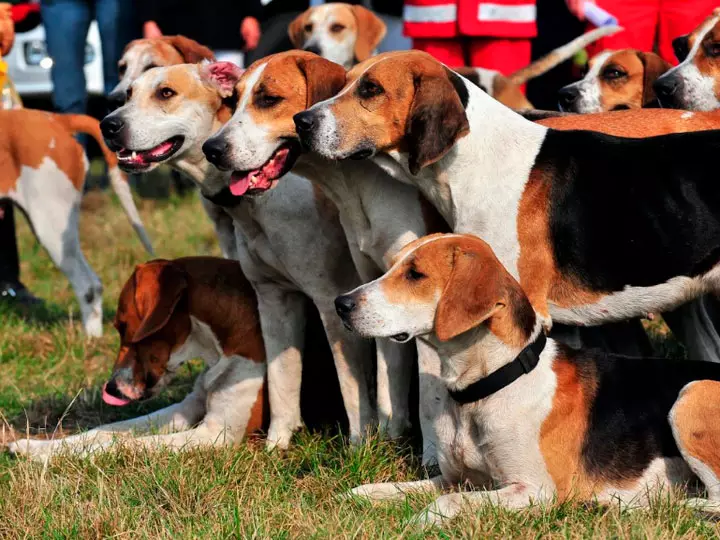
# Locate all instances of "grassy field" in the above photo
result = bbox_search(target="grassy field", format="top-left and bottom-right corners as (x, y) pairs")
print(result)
(1, 180), (719, 538)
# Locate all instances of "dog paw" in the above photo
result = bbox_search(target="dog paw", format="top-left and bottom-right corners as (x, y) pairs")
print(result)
(83, 316), (103, 338)
(411, 494), (463, 528)
(7, 438), (53, 461)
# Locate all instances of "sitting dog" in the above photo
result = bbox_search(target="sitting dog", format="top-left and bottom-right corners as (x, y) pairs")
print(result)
(558, 49), (670, 112)
(337, 233), (720, 526)
(9, 257), (266, 460)
(0, 109), (152, 336)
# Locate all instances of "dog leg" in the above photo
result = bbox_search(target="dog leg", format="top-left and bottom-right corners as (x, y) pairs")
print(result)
(345, 475), (447, 502)
(318, 303), (375, 445)
(375, 338), (413, 439)
(200, 196), (237, 260)
(255, 287), (305, 450)
(417, 339), (443, 467)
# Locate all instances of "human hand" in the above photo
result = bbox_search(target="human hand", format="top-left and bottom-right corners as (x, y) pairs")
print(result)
(241, 16), (261, 51)
(143, 20), (163, 39)
(566, 0), (593, 20)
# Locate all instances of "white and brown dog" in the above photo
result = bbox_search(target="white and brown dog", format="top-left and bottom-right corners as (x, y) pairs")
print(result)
(655, 8), (720, 111)
(0, 109), (152, 336)
(100, 62), (375, 450)
(9, 257), (266, 460)
(337, 233), (720, 526)
(558, 48), (671, 112)
(295, 50), (720, 332)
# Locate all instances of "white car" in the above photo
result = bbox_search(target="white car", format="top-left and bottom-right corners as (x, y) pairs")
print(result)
(6, 19), (104, 98)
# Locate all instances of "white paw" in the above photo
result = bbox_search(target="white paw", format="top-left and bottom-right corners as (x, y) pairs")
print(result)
(412, 494), (463, 528)
(83, 313), (103, 338)
(265, 425), (295, 451)
(8, 438), (53, 461)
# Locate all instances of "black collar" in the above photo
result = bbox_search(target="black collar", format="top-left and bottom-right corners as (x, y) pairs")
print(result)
(448, 333), (547, 404)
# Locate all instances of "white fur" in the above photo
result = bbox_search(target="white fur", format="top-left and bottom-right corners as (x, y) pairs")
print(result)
(560, 50), (612, 113)
(303, 5), (358, 69)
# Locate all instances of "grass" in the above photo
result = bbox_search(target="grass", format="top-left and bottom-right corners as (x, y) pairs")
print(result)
(1, 174), (719, 538)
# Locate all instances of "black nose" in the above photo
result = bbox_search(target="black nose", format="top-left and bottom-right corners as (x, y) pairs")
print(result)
(557, 86), (579, 110)
(303, 44), (321, 55)
(106, 91), (125, 111)
(334, 295), (356, 317)
(202, 138), (229, 167)
(294, 111), (315, 133)
(654, 77), (678, 99)
(104, 378), (125, 400)
(100, 116), (125, 138)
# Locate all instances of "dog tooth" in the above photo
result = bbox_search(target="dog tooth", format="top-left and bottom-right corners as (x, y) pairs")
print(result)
(131, 151), (137, 160)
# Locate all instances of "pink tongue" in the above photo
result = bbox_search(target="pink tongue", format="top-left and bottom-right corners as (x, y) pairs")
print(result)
(228, 147), (290, 196)
(230, 172), (251, 196)
(102, 383), (130, 406)
(150, 140), (174, 157)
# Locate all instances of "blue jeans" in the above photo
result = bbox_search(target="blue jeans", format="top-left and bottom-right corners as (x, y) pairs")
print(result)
(40, 0), (133, 113)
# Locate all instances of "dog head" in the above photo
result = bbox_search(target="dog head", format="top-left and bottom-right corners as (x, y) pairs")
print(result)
(103, 260), (192, 405)
(558, 49), (671, 113)
(108, 36), (215, 109)
(100, 63), (241, 195)
(335, 234), (536, 347)
(654, 8), (720, 110)
(202, 51), (345, 197)
(288, 3), (386, 69)
(294, 50), (470, 176)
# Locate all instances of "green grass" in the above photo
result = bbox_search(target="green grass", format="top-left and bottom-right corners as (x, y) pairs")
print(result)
(1, 177), (718, 538)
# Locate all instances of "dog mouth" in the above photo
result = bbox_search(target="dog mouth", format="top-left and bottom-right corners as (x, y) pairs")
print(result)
(228, 141), (301, 197)
(390, 332), (411, 343)
(116, 135), (185, 172)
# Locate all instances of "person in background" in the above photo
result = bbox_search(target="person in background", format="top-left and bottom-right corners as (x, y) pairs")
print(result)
(567, 0), (720, 65)
(246, 0), (308, 65)
(402, 0), (537, 78)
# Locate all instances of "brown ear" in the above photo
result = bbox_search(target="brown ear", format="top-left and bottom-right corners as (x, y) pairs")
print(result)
(288, 9), (311, 48)
(163, 35), (216, 63)
(406, 71), (469, 175)
(131, 262), (188, 343)
(296, 55), (346, 106)
(435, 247), (506, 341)
(351, 6), (386, 62)
(638, 51), (671, 105)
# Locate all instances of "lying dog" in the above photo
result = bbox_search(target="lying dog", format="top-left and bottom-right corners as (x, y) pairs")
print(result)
(558, 49), (670, 112)
(296, 50), (720, 331)
(9, 257), (266, 460)
(338, 233), (720, 526)
(655, 8), (720, 111)
(0, 109), (152, 336)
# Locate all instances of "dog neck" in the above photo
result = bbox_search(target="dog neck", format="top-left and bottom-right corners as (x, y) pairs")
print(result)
(171, 116), (231, 195)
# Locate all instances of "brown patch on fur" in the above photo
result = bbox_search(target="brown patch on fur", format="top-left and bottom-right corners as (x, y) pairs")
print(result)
(492, 74), (533, 109)
(594, 50), (650, 111)
(671, 380), (720, 481)
(246, 382), (269, 434)
(685, 13), (720, 97)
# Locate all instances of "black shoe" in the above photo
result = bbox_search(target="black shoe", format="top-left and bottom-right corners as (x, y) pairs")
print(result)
(0, 281), (44, 306)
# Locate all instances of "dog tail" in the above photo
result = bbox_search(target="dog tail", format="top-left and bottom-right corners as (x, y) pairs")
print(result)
(509, 26), (623, 85)
(58, 113), (154, 256)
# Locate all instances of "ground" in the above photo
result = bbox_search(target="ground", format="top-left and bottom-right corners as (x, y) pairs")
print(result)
(0, 176), (718, 538)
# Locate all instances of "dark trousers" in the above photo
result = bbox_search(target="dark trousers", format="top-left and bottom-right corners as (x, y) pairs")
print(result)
(0, 200), (20, 284)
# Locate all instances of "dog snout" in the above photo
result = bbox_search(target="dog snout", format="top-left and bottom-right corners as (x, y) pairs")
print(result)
(100, 115), (126, 140)
(106, 91), (126, 111)
(654, 76), (679, 100)
(294, 111), (316, 134)
(334, 295), (356, 318)
(303, 44), (321, 55)
(557, 86), (579, 111)
(202, 137), (230, 169)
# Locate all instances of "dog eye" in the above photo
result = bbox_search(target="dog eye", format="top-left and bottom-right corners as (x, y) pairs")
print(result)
(358, 79), (384, 99)
(143, 63), (158, 72)
(126, 87), (133, 100)
(330, 23), (345, 33)
(118, 63), (127, 77)
(406, 268), (426, 281)
(602, 67), (625, 80)
(157, 87), (176, 100)
(304, 23), (313, 33)
(255, 93), (284, 108)
(706, 42), (720, 57)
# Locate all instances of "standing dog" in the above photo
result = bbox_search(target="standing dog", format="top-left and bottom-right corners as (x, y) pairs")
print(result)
(9, 257), (266, 460)
(100, 63), (374, 450)
(0, 109), (152, 336)
(338, 234), (720, 526)
(296, 50), (720, 331)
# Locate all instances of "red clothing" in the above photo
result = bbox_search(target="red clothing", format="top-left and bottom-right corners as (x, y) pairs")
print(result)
(413, 37), (531, 73)
(586, 0), (719, 65)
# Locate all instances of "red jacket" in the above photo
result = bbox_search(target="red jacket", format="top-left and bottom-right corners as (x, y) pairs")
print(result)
(403, 0), (537, 39)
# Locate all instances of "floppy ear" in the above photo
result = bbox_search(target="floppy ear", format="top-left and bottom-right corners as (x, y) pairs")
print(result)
(435, 247), (506, 342)
(163, 35), (216, 63)
(638, 51), (671, 105)
(288, 9), (311, 48)
(201, 61), (244, 98)
(132, 262), (188, 343)
(351, 6), (386, 62)
(296, 55), (346, 106)
(406, 71), (470, 175)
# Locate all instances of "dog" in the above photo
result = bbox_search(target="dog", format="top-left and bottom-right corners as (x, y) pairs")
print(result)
(558, 49), (671, 112)
(200, 51), (447, 463)
(100, 62), (375, 450)
(9, 257), (266, 460)
(288, 3), (386, 69)
(655, 8), (720, 111)
(337, 233), (720, 526)
(106, 35), (238, 260)
(0, 109), (152, 336)
(295, 50), (720, 332)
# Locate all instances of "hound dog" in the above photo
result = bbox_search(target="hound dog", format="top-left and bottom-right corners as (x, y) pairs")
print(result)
(0, 109), (152, 336)
(558, 49), (671, 112)
(9, 257), (266, 460)
(655, 8), (720, 111)
(337, 233), (720, 526)
(200, 51), (447, 462)
(100, 63), (374, 450)
(295, 50), (720, 332)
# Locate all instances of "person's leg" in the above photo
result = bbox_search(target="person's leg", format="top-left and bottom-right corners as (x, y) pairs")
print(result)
(0, 201), (42, 305)
(94, 0), (135, 94)
(658, 0), (719, 65)
(40, 0), (91, 114)
(468, 38), (532, 75)
(412, 38), (465, 67)
(586, 0), (660, 59)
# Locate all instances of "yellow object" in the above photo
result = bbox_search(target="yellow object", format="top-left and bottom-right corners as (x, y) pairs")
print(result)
(0, 55), (22, 109)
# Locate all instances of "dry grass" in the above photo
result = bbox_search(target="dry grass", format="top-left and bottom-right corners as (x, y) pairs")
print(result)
(1, 178), (718, 538)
